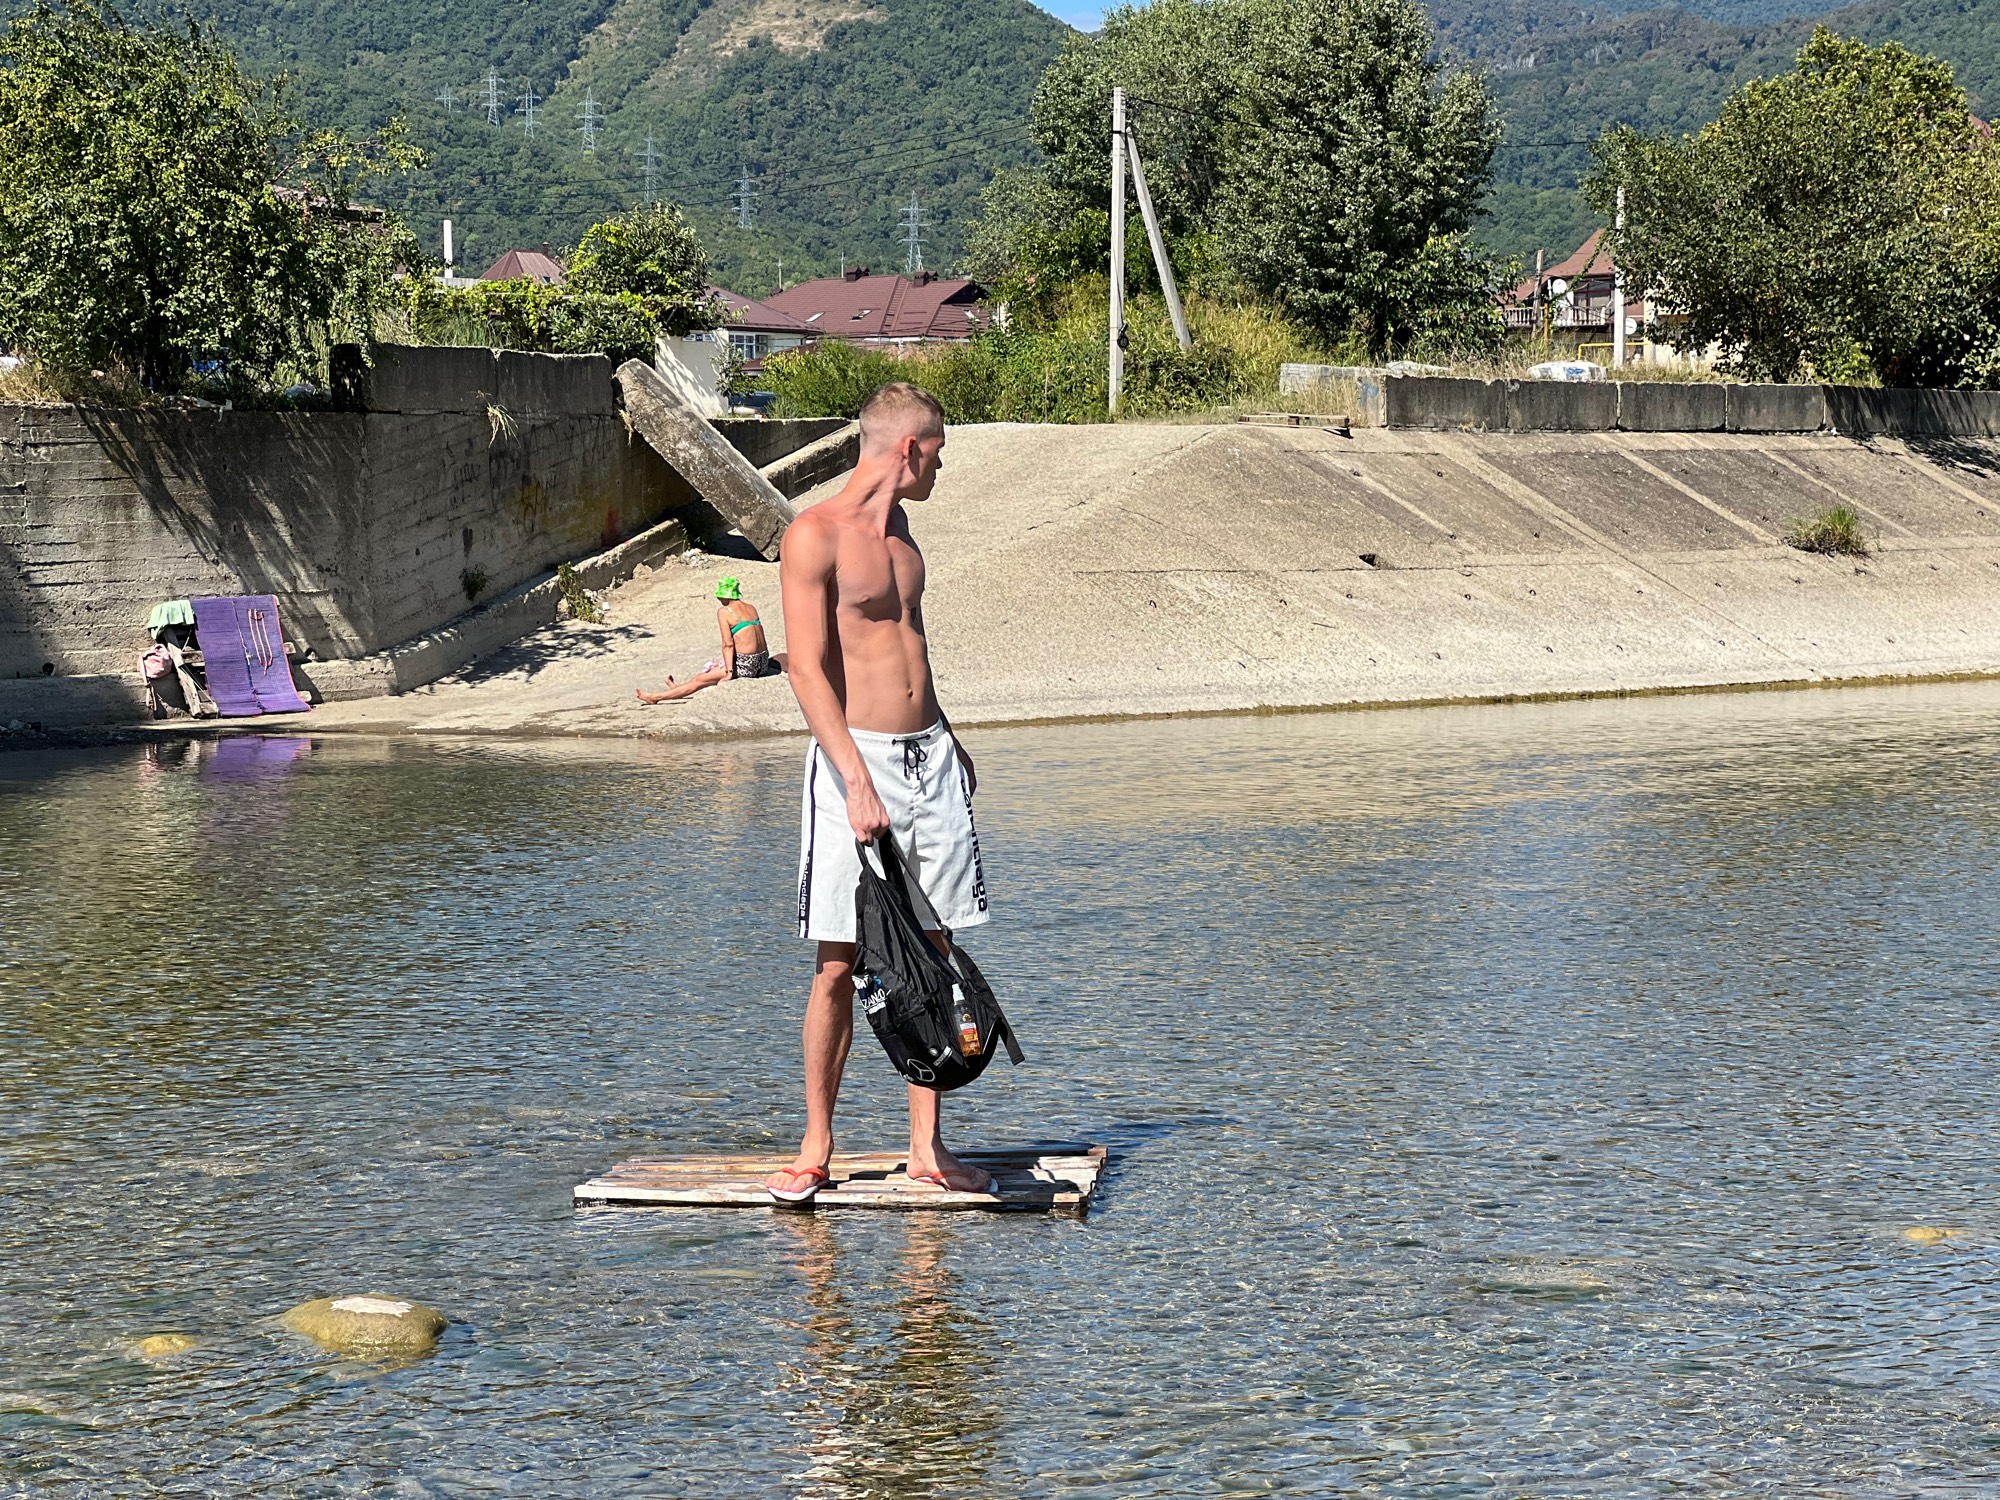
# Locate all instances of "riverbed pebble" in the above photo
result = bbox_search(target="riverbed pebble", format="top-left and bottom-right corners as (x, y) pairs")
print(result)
(280, 1295), (447, 1356)
(1903, 1227), (1967, 1246)
(133, 1333), (198, 1360)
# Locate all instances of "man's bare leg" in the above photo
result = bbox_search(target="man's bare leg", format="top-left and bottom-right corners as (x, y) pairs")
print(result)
(766, 942), (856, 1196)
(904, 929), (995, 1193)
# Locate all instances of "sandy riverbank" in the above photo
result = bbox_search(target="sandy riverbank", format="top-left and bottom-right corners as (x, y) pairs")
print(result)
(299, 421), (2000, 741)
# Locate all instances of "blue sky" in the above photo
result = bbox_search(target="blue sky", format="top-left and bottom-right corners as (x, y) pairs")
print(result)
(1034, 0), (1105, 30)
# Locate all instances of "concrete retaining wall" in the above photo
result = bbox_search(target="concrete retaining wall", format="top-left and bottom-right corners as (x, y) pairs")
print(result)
(1, 345), (842, 702)
(1369, 374), (1999, 436)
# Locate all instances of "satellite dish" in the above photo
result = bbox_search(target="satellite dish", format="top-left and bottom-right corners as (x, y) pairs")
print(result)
(1547, 276), (1571, 297)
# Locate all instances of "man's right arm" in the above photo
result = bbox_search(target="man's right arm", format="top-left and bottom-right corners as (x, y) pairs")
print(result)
(779, 517), (890, 841)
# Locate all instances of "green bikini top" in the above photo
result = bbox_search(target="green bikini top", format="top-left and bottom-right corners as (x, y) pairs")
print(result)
(729, 616), (761, 635)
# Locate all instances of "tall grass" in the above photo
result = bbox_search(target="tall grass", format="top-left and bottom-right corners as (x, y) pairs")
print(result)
(0, 359), (150, 405)
(1785, 504), (1870, 556)
(764, 280), (1329, 423)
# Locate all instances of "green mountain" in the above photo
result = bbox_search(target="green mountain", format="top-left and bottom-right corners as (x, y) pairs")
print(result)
(1470, 0), (2000, 263)
(177, 0), (1070, 292)
(28, 0), (1999, 300)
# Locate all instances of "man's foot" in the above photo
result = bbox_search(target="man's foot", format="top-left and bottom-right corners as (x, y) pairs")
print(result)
(905, 1149), (995, 1194)
(766, 1162), (831, 1203)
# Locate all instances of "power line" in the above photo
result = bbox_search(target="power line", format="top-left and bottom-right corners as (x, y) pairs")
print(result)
(733, 165), (756, 229)
(479, 70), (504, 127)
(435, 83), (456, 113)
(516, 80), (542, 138)
(756, 125), (1036, 196)
(578, 88), (605, 152)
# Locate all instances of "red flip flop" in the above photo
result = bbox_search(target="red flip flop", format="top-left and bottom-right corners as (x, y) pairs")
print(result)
(766, 1164), (831, 1204)
(909, 1167), (996, 1195)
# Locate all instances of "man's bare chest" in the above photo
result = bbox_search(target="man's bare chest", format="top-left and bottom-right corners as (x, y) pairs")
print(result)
(834, 533), (925, 624)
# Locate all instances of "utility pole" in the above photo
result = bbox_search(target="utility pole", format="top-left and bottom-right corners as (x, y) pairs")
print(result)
(516, 80), (542, 139)
(901, 191), (928, 275)
(733, 166), (755, 230)
(1535, 247), (1546, 342)
(481, 70), (504, 126)
(578, 88), (604, 152)
(1108, 86), (1127, 415)
(1612, 185), (1627, 369)
(633, 130), (662, 202)
(442, 219), (456, 277)
(435, 84), (457, 113)
(1125, 130), (1190, 352)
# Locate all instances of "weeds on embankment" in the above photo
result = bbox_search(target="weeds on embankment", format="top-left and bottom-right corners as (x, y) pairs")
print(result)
(0, 360), (150, 405)
(764, 281), (1327, 423)
(1785, 505), (1870, 556)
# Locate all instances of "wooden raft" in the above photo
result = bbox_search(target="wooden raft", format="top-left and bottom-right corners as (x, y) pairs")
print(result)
(574, 1141), (1107, 1215)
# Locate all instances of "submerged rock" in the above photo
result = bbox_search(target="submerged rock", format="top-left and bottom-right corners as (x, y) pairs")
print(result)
(281, 1296), (447, 1357)
(1903, 1227), (1967, 1246)
(133, 1333), (198, 1360)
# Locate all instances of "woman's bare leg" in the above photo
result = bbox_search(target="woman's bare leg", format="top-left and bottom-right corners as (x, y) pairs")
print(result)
(636, 667), (726, 704)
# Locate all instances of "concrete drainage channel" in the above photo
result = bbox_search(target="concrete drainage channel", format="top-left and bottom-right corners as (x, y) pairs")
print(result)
(1282, 366), (2000, 438)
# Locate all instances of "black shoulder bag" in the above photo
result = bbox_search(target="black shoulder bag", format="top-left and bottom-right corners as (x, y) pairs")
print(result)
(852, 835), (1024, 1090)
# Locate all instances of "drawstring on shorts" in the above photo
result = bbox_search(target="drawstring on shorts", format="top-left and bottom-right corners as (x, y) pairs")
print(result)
(895, 734), (930, 787)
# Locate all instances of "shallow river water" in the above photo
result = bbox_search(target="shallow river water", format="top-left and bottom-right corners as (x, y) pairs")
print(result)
(4, 684), (2000, 1497)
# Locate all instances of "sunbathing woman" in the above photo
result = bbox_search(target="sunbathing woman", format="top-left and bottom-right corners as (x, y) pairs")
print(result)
(636, 576), (785, 704)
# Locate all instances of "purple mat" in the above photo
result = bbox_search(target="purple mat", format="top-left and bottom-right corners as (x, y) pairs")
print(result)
(203, 736), (313, 782)
(190, 596), (311, 717)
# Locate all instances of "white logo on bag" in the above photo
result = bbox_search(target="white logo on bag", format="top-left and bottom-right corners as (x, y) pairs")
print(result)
(907, 1061), (936, 1082)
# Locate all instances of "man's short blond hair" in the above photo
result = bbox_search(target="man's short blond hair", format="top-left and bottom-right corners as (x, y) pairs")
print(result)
(858, 382), (945, 449)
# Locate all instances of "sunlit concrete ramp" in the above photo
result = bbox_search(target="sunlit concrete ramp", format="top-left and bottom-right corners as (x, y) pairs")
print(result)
(616, 360), (795, 558)
(305, 422), (2000, 739)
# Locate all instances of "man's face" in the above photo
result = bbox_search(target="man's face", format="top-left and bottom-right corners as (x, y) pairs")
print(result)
(897, 428), (946, 501)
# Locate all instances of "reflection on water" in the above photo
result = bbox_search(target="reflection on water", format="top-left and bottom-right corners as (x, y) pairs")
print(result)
(3, 682), (2000, 1496)
(780, 1215), (1000, 1498)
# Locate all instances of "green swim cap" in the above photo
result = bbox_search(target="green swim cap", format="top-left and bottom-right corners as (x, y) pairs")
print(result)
(715, 576), (741, 601)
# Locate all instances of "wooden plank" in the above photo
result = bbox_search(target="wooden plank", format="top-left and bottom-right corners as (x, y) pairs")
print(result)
(615, 360), (796, 559)
(574, 1143), (1107, 1215)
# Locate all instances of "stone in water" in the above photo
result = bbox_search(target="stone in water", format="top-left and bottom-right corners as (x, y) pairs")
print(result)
(134, 1333), (198, 1360)
(1903, 1227), (1966, 1246)
(281, 1295), (447, 1357)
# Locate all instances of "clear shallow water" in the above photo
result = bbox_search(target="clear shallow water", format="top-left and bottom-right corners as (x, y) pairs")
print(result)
(3, 685), (2000, 1497)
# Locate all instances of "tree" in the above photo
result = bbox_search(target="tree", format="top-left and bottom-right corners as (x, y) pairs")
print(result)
(1588, 30), (2000, 385)
(566, 202), (719, 335)
(964, 0), (1506, 355)
(1212, 0), (1504, 350)
(0, 1), (419, 389)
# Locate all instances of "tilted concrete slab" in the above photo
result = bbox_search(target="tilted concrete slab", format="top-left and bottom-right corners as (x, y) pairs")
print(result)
(616, 360), (796, 559)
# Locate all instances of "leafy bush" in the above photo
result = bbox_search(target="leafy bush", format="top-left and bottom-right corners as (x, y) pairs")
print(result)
(0, 0), (419, 390)
(763, 284), (1326, 423)
(566, 204), (716, 334)
(396, 202), (720, 362)
(401, 278), (675, 365)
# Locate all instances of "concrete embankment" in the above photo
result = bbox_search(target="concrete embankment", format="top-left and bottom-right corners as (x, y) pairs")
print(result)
(300, 421), (2000, 740)
(0, 344), (844, 726)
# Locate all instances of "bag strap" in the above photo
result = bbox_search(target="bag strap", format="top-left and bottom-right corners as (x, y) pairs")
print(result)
(860, 835), (952, 940)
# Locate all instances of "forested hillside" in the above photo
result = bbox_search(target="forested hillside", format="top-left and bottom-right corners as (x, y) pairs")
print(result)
(15, 0), (1995, 290)
(160, 0), (1069, 290)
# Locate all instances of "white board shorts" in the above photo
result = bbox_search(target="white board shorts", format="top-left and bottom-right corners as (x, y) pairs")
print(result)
(797, 718), (990, 944)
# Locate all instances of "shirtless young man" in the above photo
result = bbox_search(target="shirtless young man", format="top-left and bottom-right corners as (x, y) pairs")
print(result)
(764, 383), (994, 1203)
